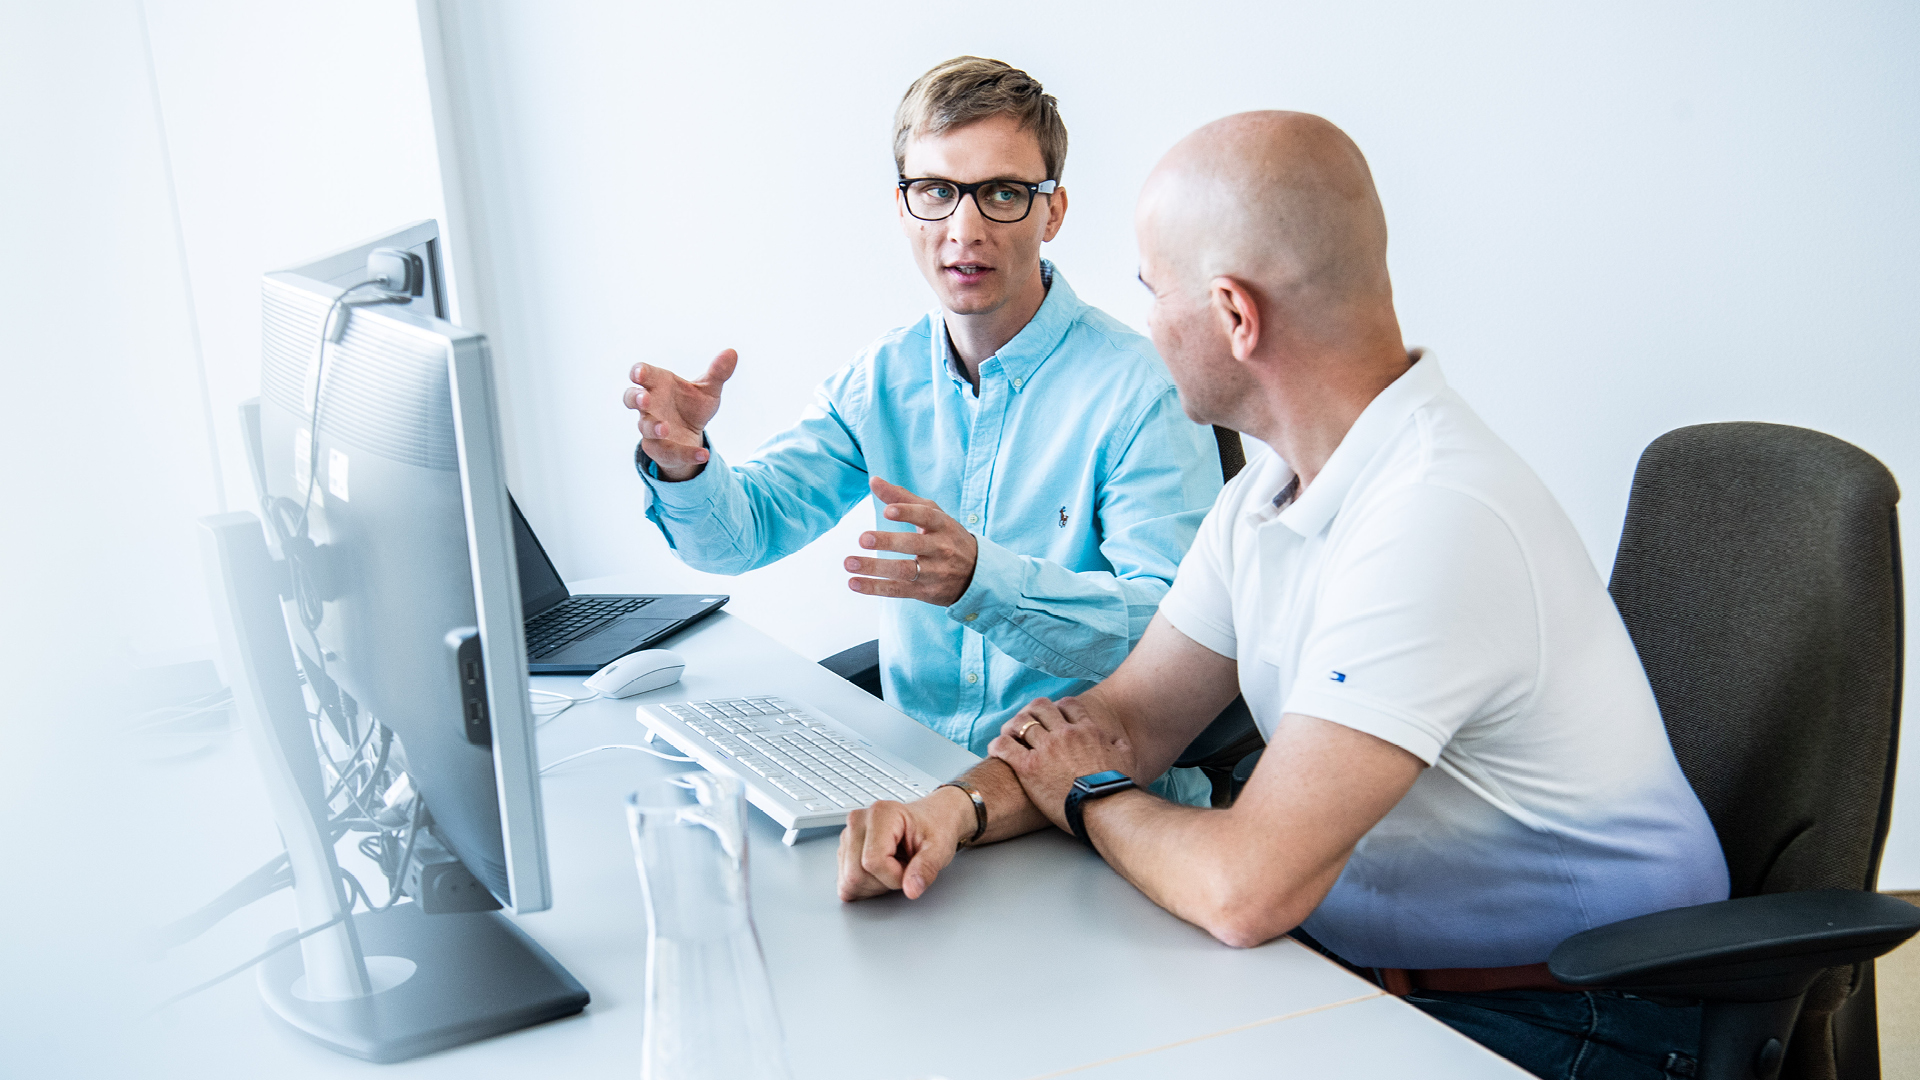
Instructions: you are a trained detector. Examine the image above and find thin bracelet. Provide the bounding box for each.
[939,780,988,850]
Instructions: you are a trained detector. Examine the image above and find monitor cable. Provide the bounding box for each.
[151,853,293,953]
[374,797,427,912]
[148,913,349,1015]
[262,274,413,636]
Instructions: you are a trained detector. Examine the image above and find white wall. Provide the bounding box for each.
[142,0,451,517]
[5,0,1915,978]
[0,3,455,1071]
[424,0,1920,882]
[5,9,1914,1071]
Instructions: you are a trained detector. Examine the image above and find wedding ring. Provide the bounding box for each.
[1016,719,1044,744]
[909,560,922,583]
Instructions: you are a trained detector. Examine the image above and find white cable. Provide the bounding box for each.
[529,688,597,726]
[529,689,595,703]
[539,744,694,775]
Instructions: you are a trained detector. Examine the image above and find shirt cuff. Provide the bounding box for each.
[635,436,727,511]
[947,534,1024,632]
[1158,588,1236,659]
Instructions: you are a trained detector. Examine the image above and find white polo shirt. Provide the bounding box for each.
[1160,356,1728,969]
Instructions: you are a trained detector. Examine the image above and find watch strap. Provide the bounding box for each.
[1064,773,1135,847]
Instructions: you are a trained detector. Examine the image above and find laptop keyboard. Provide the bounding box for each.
[527,596,653,657]
[657,698,930,809]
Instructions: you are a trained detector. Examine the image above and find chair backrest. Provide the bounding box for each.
[1608,422,1903,903]
[1213,426,1245,483]
[1609,424,1903,1079]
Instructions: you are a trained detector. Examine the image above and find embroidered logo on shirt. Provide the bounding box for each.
[1329,671,1347,683]
[1058,506,1069,528]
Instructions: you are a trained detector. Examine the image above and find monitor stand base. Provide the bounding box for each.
[258,903,588,1063]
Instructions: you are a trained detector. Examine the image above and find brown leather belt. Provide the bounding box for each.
[1376,962,1582,996]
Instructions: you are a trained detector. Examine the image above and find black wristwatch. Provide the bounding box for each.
[1064,770,1136,846]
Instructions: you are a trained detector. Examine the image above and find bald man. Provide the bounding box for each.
[836,112,1728,1079]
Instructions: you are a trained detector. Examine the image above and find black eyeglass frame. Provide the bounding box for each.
[897,176,1060,223]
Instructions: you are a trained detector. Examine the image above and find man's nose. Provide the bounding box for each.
[945,192,993,245]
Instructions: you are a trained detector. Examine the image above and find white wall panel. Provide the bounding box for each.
[424,0,1920,883]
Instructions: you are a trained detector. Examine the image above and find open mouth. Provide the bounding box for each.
[945,263,991,278]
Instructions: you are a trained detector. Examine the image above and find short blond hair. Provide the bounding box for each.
[893,57,1068,181]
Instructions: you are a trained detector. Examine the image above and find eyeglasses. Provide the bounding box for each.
[898,177,1059,223]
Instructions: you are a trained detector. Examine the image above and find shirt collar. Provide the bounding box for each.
[936,259,1078,393]
[1272,350,1446,537]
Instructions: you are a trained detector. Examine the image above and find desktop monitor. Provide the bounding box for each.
[216,220,584,1059]
[255,220,542,912]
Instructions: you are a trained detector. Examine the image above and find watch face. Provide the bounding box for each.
[1077,770,1132,793]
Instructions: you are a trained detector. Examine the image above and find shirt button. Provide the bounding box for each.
[967,513,979,525]
[964,612,978,623]
[1012,377,1023,389]
[966,672,979,684]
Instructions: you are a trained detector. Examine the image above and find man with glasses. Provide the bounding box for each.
[624,57,1221,804]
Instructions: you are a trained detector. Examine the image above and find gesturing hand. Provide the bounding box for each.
[989,696,1139,832]
[836,786,976,901]
[844,478,979,608]
[624,349,738,481]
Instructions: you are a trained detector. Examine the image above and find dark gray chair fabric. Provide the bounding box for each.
[1601,422,1905,1080]
[818,638,883,699]
[1212,424,1246,484]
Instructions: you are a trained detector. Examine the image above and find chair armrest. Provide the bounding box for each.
[818,639,883,700]
[1548,890,1920,1002]
[1173,696,1263,770]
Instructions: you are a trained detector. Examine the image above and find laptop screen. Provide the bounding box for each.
[509,494,571,618]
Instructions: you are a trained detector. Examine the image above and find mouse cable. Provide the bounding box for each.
[529,687,595,726]
[147,912,348,1014]
[539,744,695,774]
[530,688,594,702]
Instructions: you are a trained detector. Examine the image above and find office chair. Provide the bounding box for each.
[1546,422,1917,1080]
[820,426,1259,799]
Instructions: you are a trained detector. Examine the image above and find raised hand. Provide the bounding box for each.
[623,349,738,481]
[844,478,980,607]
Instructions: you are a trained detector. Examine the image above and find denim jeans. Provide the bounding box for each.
[1407,988,1701,1079]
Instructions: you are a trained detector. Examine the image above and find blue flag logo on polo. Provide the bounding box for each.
[1329,671,1347,682]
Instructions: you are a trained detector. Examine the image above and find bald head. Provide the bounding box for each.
[1139,112,1392,342]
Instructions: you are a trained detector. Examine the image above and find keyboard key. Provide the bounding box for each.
[652,700,934,822]
[852,749,900,772]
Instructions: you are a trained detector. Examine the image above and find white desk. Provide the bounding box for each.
[132,606,1526,1078]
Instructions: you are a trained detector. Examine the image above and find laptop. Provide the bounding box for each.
[511,495,729,674]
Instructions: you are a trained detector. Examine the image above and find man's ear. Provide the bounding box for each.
[1208,276,1262,362]
[1041,186,1068,243]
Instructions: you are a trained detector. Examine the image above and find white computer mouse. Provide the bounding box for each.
[583,649,687,698]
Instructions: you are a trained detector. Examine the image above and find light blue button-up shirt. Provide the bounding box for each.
[637,265,1221,803]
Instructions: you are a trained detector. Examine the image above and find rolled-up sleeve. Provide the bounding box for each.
[946,387,1218,680]
[638,386,872,575]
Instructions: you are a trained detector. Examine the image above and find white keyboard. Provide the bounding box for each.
[636,696,944,844]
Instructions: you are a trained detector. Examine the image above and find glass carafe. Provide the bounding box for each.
[626,772,793,1080]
